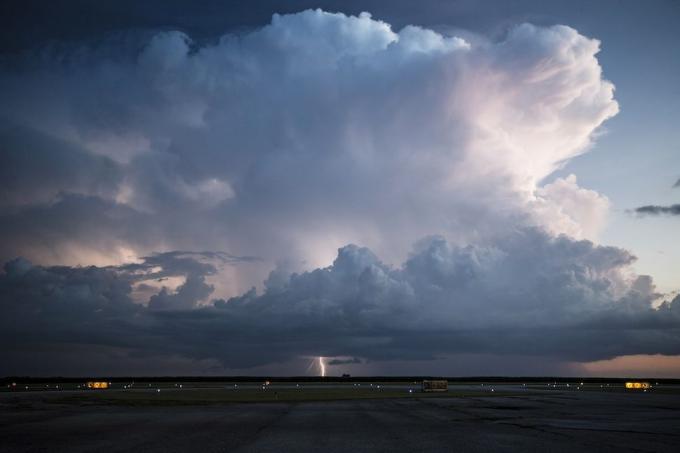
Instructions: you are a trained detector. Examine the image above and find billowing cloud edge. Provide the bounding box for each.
[2,227,679,373]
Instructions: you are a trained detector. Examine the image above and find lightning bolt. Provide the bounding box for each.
[319,356,326,377]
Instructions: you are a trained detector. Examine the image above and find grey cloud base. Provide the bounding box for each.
[2,228,679,374]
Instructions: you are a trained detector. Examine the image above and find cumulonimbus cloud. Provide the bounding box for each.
[1,9,618,276]
[2,10,676,374]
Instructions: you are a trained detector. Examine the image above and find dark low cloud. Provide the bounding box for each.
[328,357,362,365]
[2,228,679,375]
[674,178,680,188]
[634,204,680,216]
[0,122,122,207]
[0,194,155,264]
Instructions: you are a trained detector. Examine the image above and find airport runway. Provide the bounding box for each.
[2,387,679,452]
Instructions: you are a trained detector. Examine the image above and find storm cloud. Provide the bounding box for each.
[2,228,679,374]
[1,9,677,375]
[0,9,617,274]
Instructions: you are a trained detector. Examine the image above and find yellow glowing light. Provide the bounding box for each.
[422,380,448,392]
[625,381,650,390]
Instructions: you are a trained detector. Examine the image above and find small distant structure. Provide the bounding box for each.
[342,373,351,378]
[625,382,650,390]
[422,380,448,392]
[86,381,110,389]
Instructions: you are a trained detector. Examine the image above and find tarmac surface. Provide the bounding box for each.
[2,385,679,452]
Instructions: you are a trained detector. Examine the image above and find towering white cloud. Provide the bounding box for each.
[3,10,673,374]
[1,9,617,279]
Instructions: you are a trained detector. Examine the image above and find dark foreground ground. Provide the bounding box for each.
[2,383,679,452]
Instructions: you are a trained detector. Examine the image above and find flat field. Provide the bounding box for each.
[1,382,679,452]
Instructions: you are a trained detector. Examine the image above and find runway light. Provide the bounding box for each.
[625,382,650,390]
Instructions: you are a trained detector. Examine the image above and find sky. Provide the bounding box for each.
[1,0,679,377]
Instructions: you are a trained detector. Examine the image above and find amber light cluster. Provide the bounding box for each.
[625,382,650,389]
